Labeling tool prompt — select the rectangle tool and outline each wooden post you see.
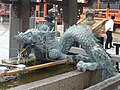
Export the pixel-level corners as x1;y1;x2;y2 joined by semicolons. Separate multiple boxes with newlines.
83;0;86;9
118;10;120;19
106;2;110;18
106;8;110;18
20;0;30;32
97;0;100;9
36;5;40;17
63;0;77;30
44;3;47;17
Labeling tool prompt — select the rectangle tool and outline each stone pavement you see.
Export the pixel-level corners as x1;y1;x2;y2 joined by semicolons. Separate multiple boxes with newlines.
0;23;9;60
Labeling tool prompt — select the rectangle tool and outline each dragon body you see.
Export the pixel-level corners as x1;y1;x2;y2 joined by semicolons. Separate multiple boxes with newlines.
16;24;116;80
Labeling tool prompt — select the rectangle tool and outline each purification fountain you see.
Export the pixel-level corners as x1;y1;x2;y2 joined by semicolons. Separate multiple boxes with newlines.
0;0;119;90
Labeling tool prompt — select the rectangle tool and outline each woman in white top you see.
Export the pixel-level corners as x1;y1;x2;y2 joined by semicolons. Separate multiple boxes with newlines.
105;16;115;49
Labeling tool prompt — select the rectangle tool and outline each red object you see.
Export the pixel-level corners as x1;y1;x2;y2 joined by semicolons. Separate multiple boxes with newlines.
0;4;9;17
44;3;47;17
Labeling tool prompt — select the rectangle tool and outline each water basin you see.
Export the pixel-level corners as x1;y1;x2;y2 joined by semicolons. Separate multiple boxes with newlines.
0;64;76;90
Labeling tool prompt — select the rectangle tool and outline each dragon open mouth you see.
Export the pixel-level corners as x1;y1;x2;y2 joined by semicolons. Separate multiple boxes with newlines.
18;43;35;60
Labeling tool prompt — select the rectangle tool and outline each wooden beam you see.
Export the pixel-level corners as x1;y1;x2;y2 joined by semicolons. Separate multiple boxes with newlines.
92;19;107;33
0;63;17;67
0;60;70;77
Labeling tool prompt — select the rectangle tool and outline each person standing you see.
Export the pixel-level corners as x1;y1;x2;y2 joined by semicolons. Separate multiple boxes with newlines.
0;16;3;24
105;16;115;49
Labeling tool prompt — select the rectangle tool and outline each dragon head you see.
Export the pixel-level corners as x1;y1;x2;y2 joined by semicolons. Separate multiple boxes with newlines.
15;28;56;60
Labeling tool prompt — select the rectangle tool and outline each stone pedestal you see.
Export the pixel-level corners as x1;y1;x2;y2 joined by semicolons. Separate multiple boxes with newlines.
9;0;31;58
9;5;20;58
9;70;102;90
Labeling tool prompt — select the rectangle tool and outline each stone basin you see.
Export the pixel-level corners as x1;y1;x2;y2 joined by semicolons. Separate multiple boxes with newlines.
0;64;76;90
